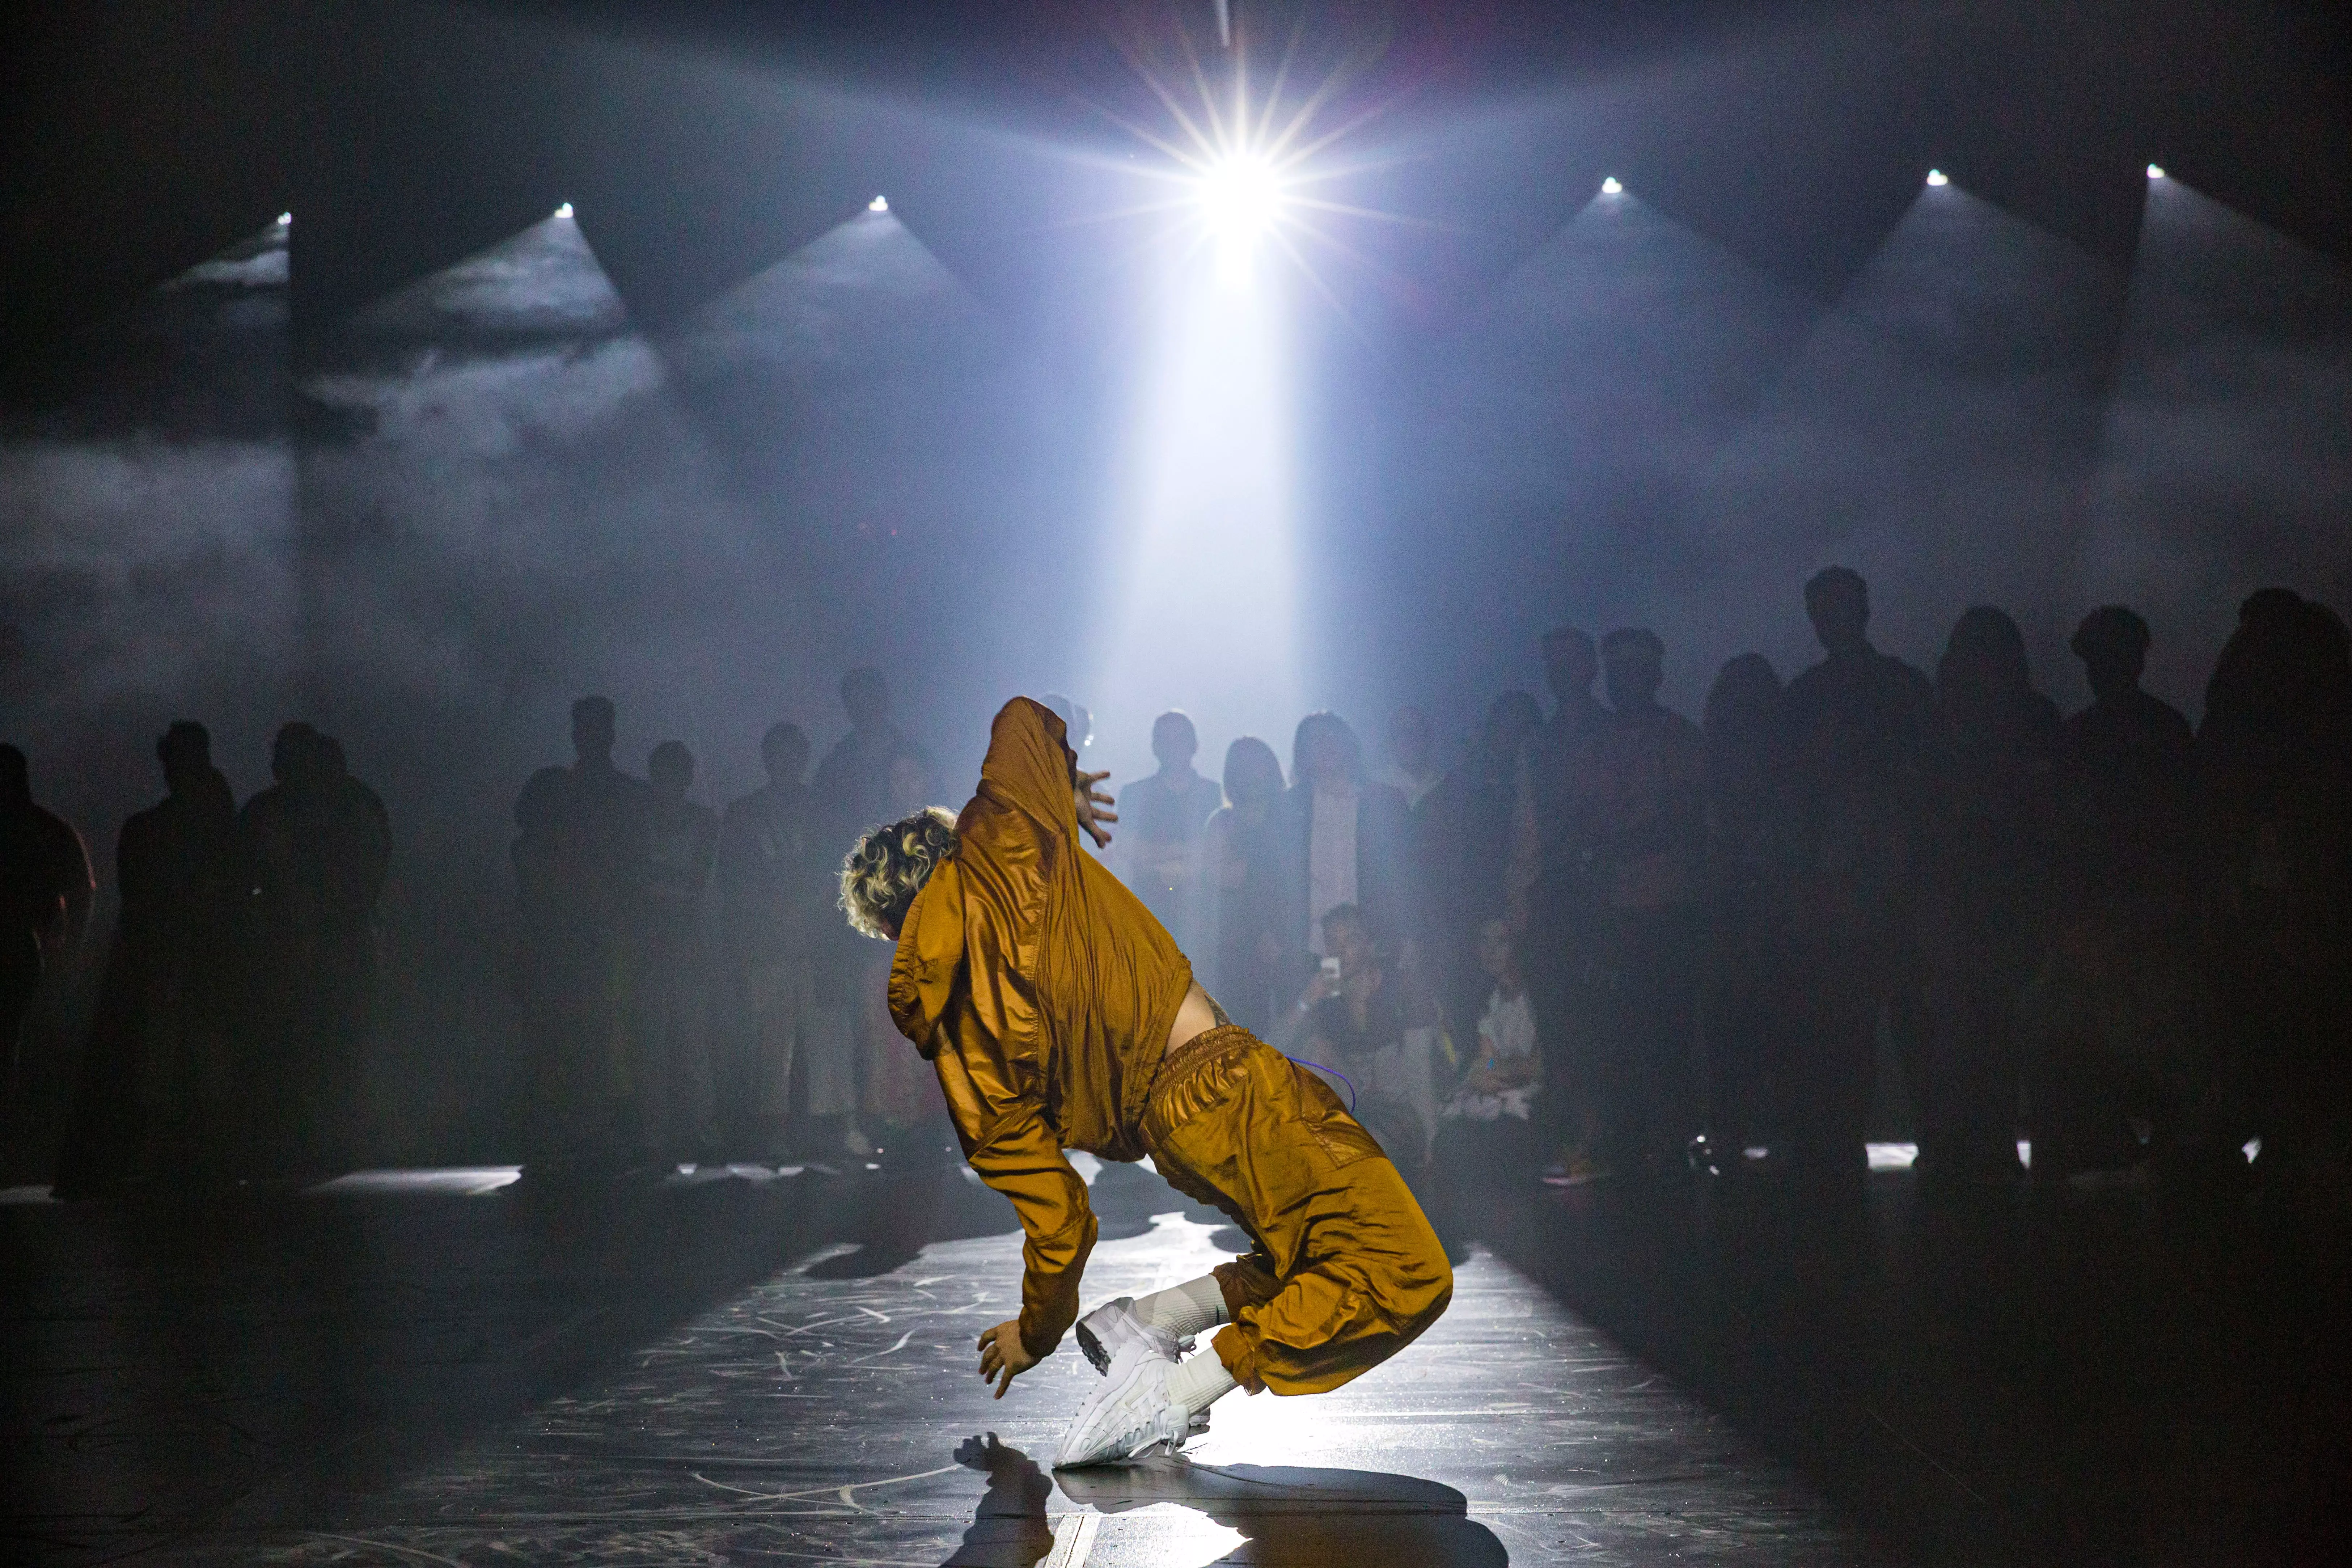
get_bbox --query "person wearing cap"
[2033,606,2207,1175]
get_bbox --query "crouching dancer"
[841,697,1451,1467]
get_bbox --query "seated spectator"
[1433,919,1543,1190]
[1272,902,1425,1168]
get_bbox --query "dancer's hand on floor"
[977,1319,1037,1398]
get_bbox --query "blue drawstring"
[1286,1057,1358,1114]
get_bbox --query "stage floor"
[8,1150,2347,1565]
[3,1159,1892,1566]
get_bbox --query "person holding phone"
[838,698,1452,1468]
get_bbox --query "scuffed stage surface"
[3,1161,1892,1566]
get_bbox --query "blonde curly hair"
[840,806,959,940]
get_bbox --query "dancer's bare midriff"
[1166,980,1221,1056]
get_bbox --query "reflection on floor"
[7,1151,2347,1564]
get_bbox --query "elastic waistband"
[1143,1024,1265,1151]
[1151,1023,1259,1092]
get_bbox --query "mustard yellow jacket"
[888,698,1195,1357]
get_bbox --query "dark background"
[4,0,2347,1165]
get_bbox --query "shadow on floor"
[1062,1454,1510,1565]
[943,1434,1506,1567]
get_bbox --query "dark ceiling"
[5,0,2347,384]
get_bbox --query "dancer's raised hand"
[1073,769,1118,849]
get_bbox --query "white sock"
[1133,1276,1227,1339]
[1165,1348,1240,1416]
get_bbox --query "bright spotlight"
[276,211,292,225]
[1201,154,1282,238]
[553,201,574,219]
[1925,168,1949,187]
[2145,163,2166,180]
[868,194,889,212]
[1600,176,1623,195]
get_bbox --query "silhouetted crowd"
[506,673,947,1177]
[11,723,390,1195]
[1132,568,2352,1209]
[5,566,2347,1202]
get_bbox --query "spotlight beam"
[1076,5,1412,305]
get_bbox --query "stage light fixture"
[1925,169,1949,186]
[554,201,574,219]
[2145,164,2166,180]
[1600,176,1623,195]
[276,212,291,225]
[869,195,889,212]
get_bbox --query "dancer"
[841,697,1451,1467]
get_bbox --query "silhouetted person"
[1574,629,1705,1176]
[1700,654,1791,1160]
[1523,627,1605,1172]
[237,723,389,1172]
[812,667,916,853]
[1539,626,1606,751]
[1118,710,1223,939]
[717,722,855,1161]
[1420,691,1541,1032]
[2030,608,2209,1174]
[0,744,94,1107]
[809,669,926,1154]
[636,740,718,1161]
[511,759,570,1126]
[1199,737,1288,1033]
[1781,567,1933,1175]
[1524,627,1604,921]
[1372,705,1445,810]
[514,696,651,1178]
[858,745,948,1153]
[2195,589,2352,1174]
[2060,608,2196,885]
[55,723,238,1197]
[1912,607,2060,1183]
[1036,694,1093,761]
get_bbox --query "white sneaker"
[1074,1296,1189,1375]
[1053,1341,1208,1468]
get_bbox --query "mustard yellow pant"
[1143,1027,1453,1396]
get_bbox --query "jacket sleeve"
[976,698,1081,844]
[961,1093,1098,1358]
